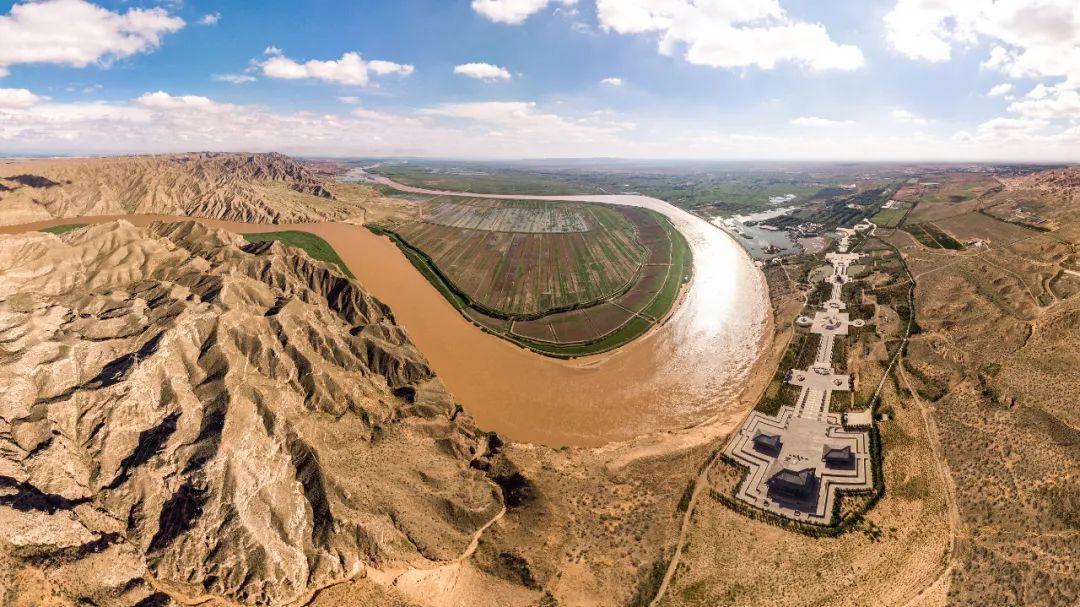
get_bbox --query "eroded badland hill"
[0,221,505,605]
[0,153,373,225]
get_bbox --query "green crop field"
[370,161,870,213]
[373,198,692,358]
[395,200,646,316]
[870,207,909,228]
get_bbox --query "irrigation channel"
[1,179,770,448]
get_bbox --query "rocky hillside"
[1000,166,1080,193]
[0,153,352,226]
[0,221,504,605]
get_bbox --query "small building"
[766,467,817,498]
[822,445,855,468]
[752,432,782,454]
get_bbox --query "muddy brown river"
[1,185,769,447]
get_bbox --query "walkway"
[723,230,874,523]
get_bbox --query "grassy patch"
[242,231,354,278]
[39,223,88,235]
[870,207,908,228]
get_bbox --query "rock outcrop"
[0,153,351,226]
[0,221,503,605]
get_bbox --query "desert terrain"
[1,154,1076,607]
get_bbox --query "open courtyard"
[724,236,875,524]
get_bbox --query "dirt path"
[898,366,961,607]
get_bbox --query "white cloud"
[790,116,853,127]
[884,0,1080,81]
[134,91,232,113]
[0,95,1076,161]
[0,88,42,109]
[1008,82,1080,119]
[891,108,931,125]
[987,83,1013,97]
[601,77,623,86]
[0,0,184,77]
[472,0,578,25]
[595,0,863,71]
[264,46,283,56]
[337,96,361,104]
[261,51,413,86]
[972,116,1049,142]
[199,12,220,26]
[0,95,634,157]
[453,62,512,81]
[212,73,256,84]
[421,100,631,141]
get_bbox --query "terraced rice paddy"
[379,197,691,357]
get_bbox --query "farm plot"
[394,214,645,316]
[902,222,965,250]
[423,197,593,232]
[378,197,691,357]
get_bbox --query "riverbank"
[369,211,693,359]
[2,208,768,448]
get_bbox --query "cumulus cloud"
[0,94,636,157]
[134,91,232,112]
[884,0,1080,81]
[2,92,1078,160]
[0,0,184,77]
[472,0,578,25]
[595,0,863,71]
[453,62,512,81]
[261,51,413,86]
[790,116,854,127]
[891,108,931,125]
[1008,83,1080,119]
[886,1,1080,144]
[0,87,42,109]
[212,73,256,84]
[421,100,632,141]
[199,12,220,26]
[601,77,623,86]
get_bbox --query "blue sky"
[0,0,1078,160]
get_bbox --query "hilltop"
[0,153,355,226]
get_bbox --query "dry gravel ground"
[879,186,1080,606]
